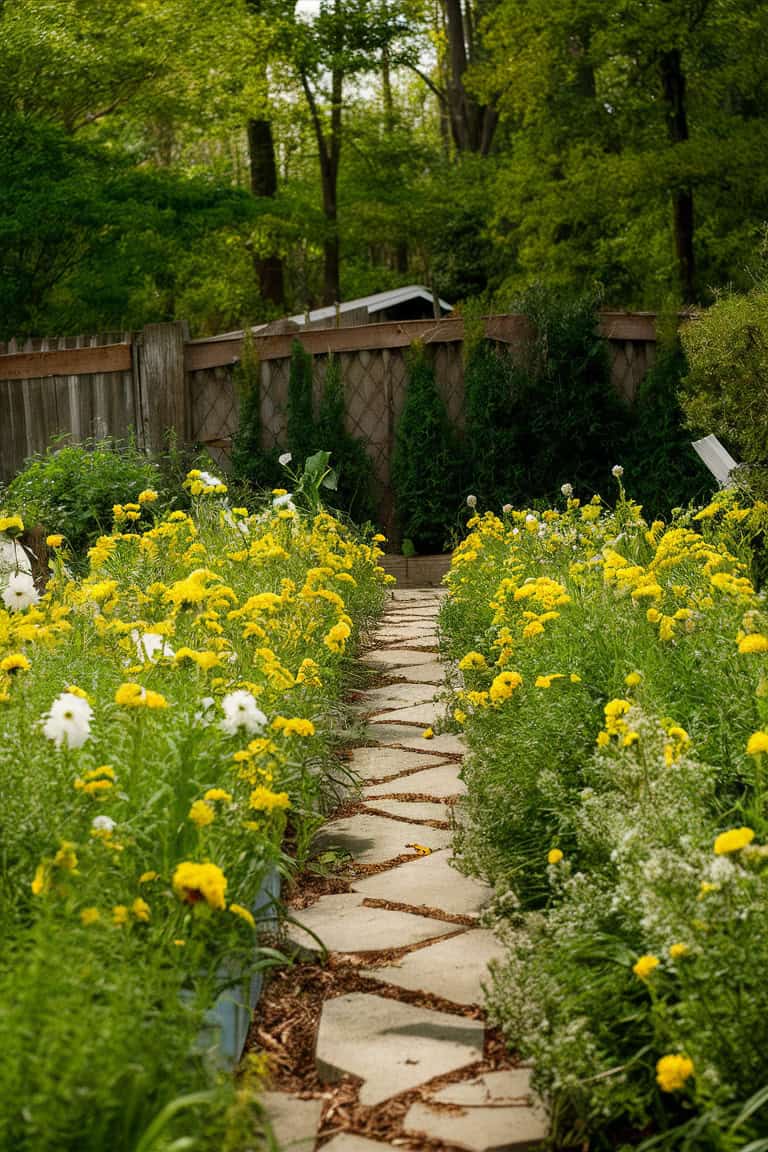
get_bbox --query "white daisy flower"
[278,452,292,467]
[3,571,39,613]
[42,691,93,749]
[220,690,267,736]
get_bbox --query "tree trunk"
[442,0,497,154]
[247,117,286,309]
[660,48,695,304]
[302,67,343,305]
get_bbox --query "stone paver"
[315,811,451,865]
[348,745,447,781]
[363,761,465,798]
[366,722,465,756]
[364,798,448,823]
[260,1092,324,1150]
[376,632,436,647]
[390,590,447,601]
[316,992,484,1106]
[364,648,438,668]
[403,1069,548,1151]
[287,893,457,954]
[386,660,446,684]
[354,682,436,711]
[371,700,442,727]
[362,929,506,1005]
[351,850,492,918]
[321,1136,393,1152]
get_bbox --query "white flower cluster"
[220,690,267,736]
[2,572,39,613]
[42,691,93,749]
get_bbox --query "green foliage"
[230,331,281,492]
[3,440,164,561]
[623,335,714,518]
[316,354,375,524]
[286,340,317,468]
[462,340,519,510]
[680,287,768,489]
[391,344,461,553]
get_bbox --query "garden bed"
[439,481,768,1149]
[0,474,389,1150]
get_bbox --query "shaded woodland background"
[4,0,768,340]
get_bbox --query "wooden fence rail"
[0,312,661,534]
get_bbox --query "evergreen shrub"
[230,330,281,492]
[316,354,375,525]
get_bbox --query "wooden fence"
[0,312,659,535]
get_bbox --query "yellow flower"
[535,673,564,689]
[31,862,49,896]
[0,653,30,674]
[522,620,545,640]
[54,842,78,871]
[189,800,215,828]
[0,514,24,535]
[204,788,232,804]
[596,731,610,747]
[656,1054,694,1092]
[46,534,65,548]
[422,727,434,739]
[632,954,660,982]
[738,634,768,654]
[229,903,255,928]
[138,489,158,504]
[172,861,228,910]
[669,943,689,959]
[625,671,642,688]
[249,786,290,812]
[453,709,467,725]
[747,731,768,756]
[80,907,100,926]
[323,620,351,653]
[132,897,151,922]
[272,716,315,737]
[113,904,130,926]
[458,651,487,671]
[489,671,523,702]
[713,826,754,855]
[547,848,563,864]
[139,871,159,884]
[114,682,168,709]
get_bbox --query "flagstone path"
[262,589,547,1152]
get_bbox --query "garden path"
[261,590,547,1152]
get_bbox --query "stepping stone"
[260,1092,324,1150]
[347,746,446,781]
[365,799,448,823]
[365,648,437,668]
[351,851,492,918]
[314,812,451,865]
[286,893,456,954]
[353,682,436,711]
[366,723,465,757]
[376,630,435,645]
[387,661,445,684]
[371,701,442,727]
[363,762,465,799]
[403,1069,547,1151]
[316,992,484,1106]
[391,589,446,601]
[321,1137,392,1152]
[362,929,506,1005]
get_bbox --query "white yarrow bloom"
[42,691,93,749]
[466,494,477,508]
[612,465,624,479]
[92,814,116,833]
[561,483,573,498]
[220,690,267,736]
[3,571,39,613]
[502,503,512,514]
[272,493,296,511]
[278,452,292,467]
[200,470,223,488]
[132,630,175,663]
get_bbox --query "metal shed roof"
[287,285,452,326]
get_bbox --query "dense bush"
[230,330,281,492]
[2,440,167,562]
[286,339,317,468]
[680,287,768,494]
[441,484,768,1148]
[391,343,461,553]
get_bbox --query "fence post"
[134,322,189,454]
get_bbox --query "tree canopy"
[2,0,768,337]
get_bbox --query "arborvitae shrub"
[391,344,460,553]
[316,354,376,525]
[230,330,280,490]
[463,340,522,509]
[286,339,317,467]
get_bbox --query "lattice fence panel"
[189,367,238,466]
